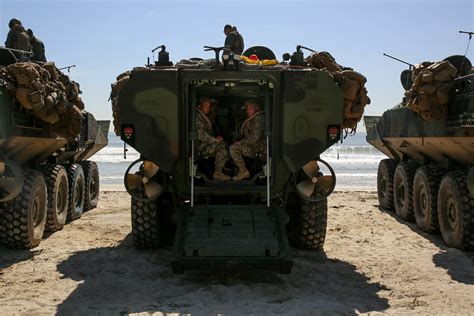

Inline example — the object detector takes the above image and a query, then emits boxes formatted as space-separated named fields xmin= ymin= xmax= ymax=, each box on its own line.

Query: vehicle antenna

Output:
xmin=458 ymin=31 xmax=473 ymax=78
xmin=459 ymin=31 xmax=473 ymax=56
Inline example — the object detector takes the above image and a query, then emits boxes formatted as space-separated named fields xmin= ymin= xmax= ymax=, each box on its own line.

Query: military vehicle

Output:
xmin=365 ymin=49 xmax=473 ymax=250
xmin=111 ymin=44 xmax=369 ymax=273
xmin=0 ymin=47 xmax=109 ymax=249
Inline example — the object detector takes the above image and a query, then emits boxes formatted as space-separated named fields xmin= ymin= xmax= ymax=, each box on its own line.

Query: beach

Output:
xmin=1 ymin=190 xmax=473 ymax=315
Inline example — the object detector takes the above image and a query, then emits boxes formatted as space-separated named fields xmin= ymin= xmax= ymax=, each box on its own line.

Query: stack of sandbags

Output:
xmin=306 ymin=51 xmax=342 ymax=73
xmin=333 ymin=71 xmax=370 ymax=130
xmin=0 ymin=61 xmax=84 ymax=140
xmin=306 ymin=52 xmax=371 ymax=130
xmin=110 ymin=70 xmax=131 ymax=135
xmin=405 ymin=61 xmax=457 ymax=121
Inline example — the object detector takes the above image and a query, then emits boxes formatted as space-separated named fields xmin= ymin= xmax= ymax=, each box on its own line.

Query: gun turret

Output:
xmin=153 ymin=45 xmax=173 ymax=66
xmin=290 ymin=45 xmax=316 ymax=66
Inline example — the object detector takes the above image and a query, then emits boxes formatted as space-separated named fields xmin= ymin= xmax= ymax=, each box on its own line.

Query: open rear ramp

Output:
xmin=172 ymin=205 xmax=293 ymax=274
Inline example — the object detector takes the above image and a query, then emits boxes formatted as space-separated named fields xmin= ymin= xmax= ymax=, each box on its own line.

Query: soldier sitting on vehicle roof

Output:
xmin=27 ymin=29 xmax=46 ymax=62
xmin=196 ymin=97 xmax=231 ymax=181
xmin=5 ymin=18 xmax=31 ymax=52
xmin=230 ymin=99 xmax=266 ymax=181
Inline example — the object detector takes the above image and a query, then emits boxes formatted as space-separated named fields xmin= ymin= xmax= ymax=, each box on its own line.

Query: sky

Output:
xmin=1 ymin=0 xmax=473 ymax=124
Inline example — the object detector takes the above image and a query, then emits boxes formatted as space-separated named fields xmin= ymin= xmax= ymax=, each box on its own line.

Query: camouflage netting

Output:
xmin=110 ymin=70 xmax=131 ymax=135
xmin=0 ymin=61 xmax=84 ymax=140
xmin=306 ymin=52 xmax=371 ymax=131
xmin=405 ymin=61 xmax=457 ymax=121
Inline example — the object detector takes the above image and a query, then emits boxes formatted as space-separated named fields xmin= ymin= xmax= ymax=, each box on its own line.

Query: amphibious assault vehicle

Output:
xmin=0 ymin=47 xmax=109 ymax=249
xmin=112 ymin=45 xmax=368 ymax=273
xmin=365 ymin=54 xmax=473 ymax=250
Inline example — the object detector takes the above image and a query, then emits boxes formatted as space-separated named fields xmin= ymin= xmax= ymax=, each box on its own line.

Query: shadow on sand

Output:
xmin=376 ymin=205 xmax=474 ymax=285
xmin=433 ymin=249 xmax=474 ymax=285
xmin=0 ymin=247 xmax=37 ymax=272
xmin=56 ymin=234 xmax=389 ymax=315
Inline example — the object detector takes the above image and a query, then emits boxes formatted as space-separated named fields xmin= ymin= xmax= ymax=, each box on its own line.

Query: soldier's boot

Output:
xmin=213 ymin=170 xmax=231 ymax=181
xmin=213 ymin=159 xmax=231 ymax=181
xmin=233 ymin=163 xmax=250 ymax=181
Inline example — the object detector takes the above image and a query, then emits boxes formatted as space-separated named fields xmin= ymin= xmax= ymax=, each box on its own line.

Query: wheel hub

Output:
xmin=380 ymin=176 xmax=387 ymax=198
xmin=75 ymin=181 xmax=83 ymax=208
xmin=420 ymin=186 xmax=428 ymax=216
xmin=32 ymin=191 xmax=42 ymax=227
xmin=446 ymin=196 xmax=458 ymax=230
xmin=90 ymin=179 xmax=98 ymax=199
xmin=57 ymin=187 xmax=65 ymax=214
xmin=397 ymin=183 xmax=405 ymax=206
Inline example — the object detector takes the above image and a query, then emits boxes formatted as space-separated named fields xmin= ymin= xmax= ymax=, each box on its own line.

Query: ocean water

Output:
xmin=95 ymin=132 xmax=386 ymax=191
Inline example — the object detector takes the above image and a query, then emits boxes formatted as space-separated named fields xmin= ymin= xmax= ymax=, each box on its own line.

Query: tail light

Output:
xmin=123 ymin=126 xmax=134 ymax=140
xmin=328 ymin=126 xmax=339 ymax=140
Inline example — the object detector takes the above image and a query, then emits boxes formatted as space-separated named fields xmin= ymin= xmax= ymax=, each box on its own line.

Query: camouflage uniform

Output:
xmin=224 ymin=28 xmax=244 ymax=55
xmin=195 ymin=109 xmax=228 ymax=171
xmin=28 ymin=31 xmax=46 ymax=62
xmin=5 ymin=24 xmax=30 ymax=52
xmin=230 ymin=111 xmax=265 ymax=167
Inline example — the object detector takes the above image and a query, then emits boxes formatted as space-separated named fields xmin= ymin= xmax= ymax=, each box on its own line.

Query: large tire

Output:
xmin=0 ymin=169 xmax=47 ymax=249
xmin=65 ymin=163 xmax=85 ymax=222
xmin=41 ymin=164 xmax=69 ymax=232
xmin=131 ymin=189 xmax=160 ymax=249
xmin=377 ymin=159 xmax=397 ymax=211
xmin=290 ymin=197 xmax=328 ymax=250
xmin=0 ymin=202 xmax=5 ymax=241
xmin=438 ymin=171 xmax=474 ymax=250
xmin=393 ymin=162 xmax=418 ymax=221
xmin=413 ymin=165 xmax=443 ymax=232
xmin=81 ymin=161 xmax=99 ymax=212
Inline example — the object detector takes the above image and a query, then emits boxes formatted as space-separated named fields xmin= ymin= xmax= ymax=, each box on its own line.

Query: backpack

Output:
xmin=230 ymin=31 xmax=244 ymax=55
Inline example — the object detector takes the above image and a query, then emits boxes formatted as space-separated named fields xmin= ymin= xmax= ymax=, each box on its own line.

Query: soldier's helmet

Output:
xmin=8 ymin=18 xmax=21 ymax=28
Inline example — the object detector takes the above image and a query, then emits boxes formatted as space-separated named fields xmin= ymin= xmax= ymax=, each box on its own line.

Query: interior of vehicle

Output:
xmin=189 ymin=80 xmax=273 ymax=185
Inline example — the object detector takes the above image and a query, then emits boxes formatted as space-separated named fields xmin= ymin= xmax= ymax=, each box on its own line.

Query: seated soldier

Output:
xmin=230 ymin=99 xmax=265 ymax=181
xmin=196 ymin=97 xmax=231 ymax=181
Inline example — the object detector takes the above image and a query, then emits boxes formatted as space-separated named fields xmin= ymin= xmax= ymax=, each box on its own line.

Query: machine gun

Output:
xmin=383 ymin=53 xmax=415 ymax=90
xmin=152 ymin=45 xmax=173 ymax=66
xmin=285 ymin=45 xmax=316 ymax=66
xmin=59 ymin=64 xmax=76 ymax=75
xmin=383 ymin=53 xmax=415 ymax=69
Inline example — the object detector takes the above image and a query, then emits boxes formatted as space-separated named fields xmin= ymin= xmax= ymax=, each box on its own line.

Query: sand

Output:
xmin=0 ymin=190 xmax=473 ymax=315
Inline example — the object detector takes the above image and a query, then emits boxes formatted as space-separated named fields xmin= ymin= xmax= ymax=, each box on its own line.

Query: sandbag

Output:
xmin=0 ymin=61 xmax=85 ymax=139
xmin=43 ymin=62 xmax=57 ymax=80
xmin=15 ymin=87 xmax=33 ymax=109
xmin=306 ymin=52 xmax=370 ymax=131
xmin=306 ymin=52 xmax=342 ymax=72
xmin=333 ymin=70 xmax=371 ymax=129
xmin=405 ymin=60 xmax=456 ymax=121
